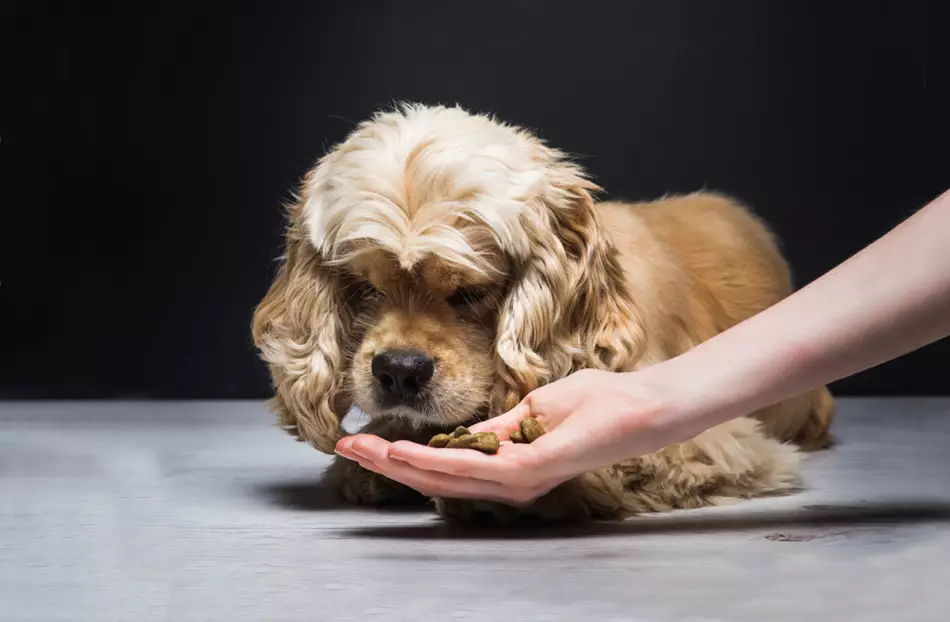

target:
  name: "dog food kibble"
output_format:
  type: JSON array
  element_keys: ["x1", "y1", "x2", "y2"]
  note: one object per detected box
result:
[
  {"x1": 446, "y1": 434, "x2": 478, "y2": 449},
  {"x1": 427, "y1": 433, "x2": 452, "y2": 448},
  {"x1": 427, "y1": 418, "x2": 543, "y2": 455},
  {"x1": 519, "y1": 416, "x2": 545, "y2": 443},
  {"x1": 427, "y1": 428, "x2": 500, "y2": 454},
  {"x1": 450, "y1": 426, "x2": 470, "y2": 438},
  {"x1": 509, "y1": 417, "x2": 546, "y2": 443},
  {"x1": 427, "y1": 426, "x2": 474, "y2": 449},
  {"x1": 470, "y1": 432, "x2": 501, "y2": 453}
]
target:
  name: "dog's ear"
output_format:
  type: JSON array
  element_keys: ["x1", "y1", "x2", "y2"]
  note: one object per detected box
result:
[
  {"x1": 491, "y1": 155, "x2": 646, "y2": 413},
  {"x1": 251, "y1": 206, "x2": 354, "y2": 454}
]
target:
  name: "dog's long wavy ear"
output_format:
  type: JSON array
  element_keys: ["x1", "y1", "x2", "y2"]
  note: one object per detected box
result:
[
  {"x1": 251, "y1": 206, "x2": 353, "y2": 455},
  {"x1": 491, "y1": 154, "x2": 646, "y2": 414}
]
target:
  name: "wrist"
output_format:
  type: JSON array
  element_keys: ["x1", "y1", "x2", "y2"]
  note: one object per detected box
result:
[
  {"x1": 646, "y1": 327, "x2": 817, "y2": 438},
  {"x1": 607, "y1": 369, "x2": 703, "y2": 449},
  {"x1": 623, "y1": 351, "x2": 752, "y2": 442}
]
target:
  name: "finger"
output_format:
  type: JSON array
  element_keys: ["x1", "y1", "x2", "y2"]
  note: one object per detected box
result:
[
  {"x1": 336, "y1": 446, "x2": 357, "y2": 461},
  {"x1": 335, "y1": 435, "x2": 357, "y2": 456},
  {"x1": 468, "y1": 401, "x2": 532, "y2": 435},
  {"x1": 387, "y1": 439, "x2": 535, "y2": 483},
  {"x1": 347, "y1": 434, "x2": 394, "y2": 462},
  {"x1": 359, "y1": 451, "x2": 519, "y2": 501}
]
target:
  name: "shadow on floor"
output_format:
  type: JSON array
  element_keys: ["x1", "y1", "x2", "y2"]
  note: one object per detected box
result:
[
  {"x1": 253, "y1": 479, "x2": 430, "y2": 514},
  {"x1": 334, "y1": 501, "x2": 950, "y2": 540}
]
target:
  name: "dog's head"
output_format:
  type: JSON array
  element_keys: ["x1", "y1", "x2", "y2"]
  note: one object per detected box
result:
[{"x1": 252, "y1": 104, "x2": 643, "y2": 453}]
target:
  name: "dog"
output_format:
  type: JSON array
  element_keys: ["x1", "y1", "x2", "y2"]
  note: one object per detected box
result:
[{"x1": 251, "y1": 103, "x2": 835, "y2": 524}]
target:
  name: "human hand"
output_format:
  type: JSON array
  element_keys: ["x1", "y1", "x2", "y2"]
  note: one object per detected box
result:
[{"x1": 334, "y1": 367, "x2": 698, "y2": 506}]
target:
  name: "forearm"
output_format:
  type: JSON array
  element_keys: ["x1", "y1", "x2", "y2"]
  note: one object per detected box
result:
[{"x1": 660, "y1": 189, "x2": 950, "y2": 433}]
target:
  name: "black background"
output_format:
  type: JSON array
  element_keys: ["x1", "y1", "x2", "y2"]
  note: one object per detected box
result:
[{"x1": 2, "y1": 1, "x2": 948, "y2": 399}]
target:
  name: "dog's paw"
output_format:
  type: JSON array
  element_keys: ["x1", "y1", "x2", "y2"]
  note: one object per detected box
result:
[
  {"x1": 323, "y1": 455, "x2": 425, "y2": 507},
  {"x1": 434, "y1": 490, "x2": 595, "y2": 526},
  {"x1": 434, "y1": 498, "x2": 524, "y2": 526},
  {"x1": 434, "y1": 471, "x2": 633, "y2": 526}
]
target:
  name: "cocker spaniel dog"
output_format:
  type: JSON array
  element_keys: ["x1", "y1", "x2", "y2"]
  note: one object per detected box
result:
[{"x1": 252, "y1": 103, "x2": 835, "y2": 524}]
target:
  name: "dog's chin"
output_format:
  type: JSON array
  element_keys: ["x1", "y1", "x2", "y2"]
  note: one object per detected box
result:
[
  {"x1": 379, "y1": 404, "x2": 429, "y2": 423},
  {"x1": 355, "y1": 397, "x2": 479, "y2": 430}
]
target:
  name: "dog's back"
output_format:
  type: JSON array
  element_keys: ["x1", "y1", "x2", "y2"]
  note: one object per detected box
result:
[{"x1": 596, "y1": 192, "x2": 835, "y2": 448}]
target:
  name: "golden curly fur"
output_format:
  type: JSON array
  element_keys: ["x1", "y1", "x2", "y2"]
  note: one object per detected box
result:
[{"x1": 252, "y1": 103, "x2": 835, "y2": 524}]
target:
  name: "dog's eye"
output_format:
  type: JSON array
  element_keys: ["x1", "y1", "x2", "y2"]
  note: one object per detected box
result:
[
  {"x1": 446, "y1": 286, "x2": 487, "y2": 307},
  {"x1": 359, "y1": 282, "x2": 381, "y2": 300}
]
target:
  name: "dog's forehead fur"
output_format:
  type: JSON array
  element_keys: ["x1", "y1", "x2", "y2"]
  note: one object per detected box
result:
[
  {"x1": 302, "y1": 104, "x2": 554, "y2": 275},
  {"x1": 349, "y1": 248, "x2": 503, "y2": 297}
]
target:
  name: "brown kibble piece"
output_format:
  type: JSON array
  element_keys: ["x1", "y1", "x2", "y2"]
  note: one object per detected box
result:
[
  {"x1": 446, "y1": 434, "x2": 477, "y2": 449},
  {"x1": 427, "y1": 426, "x2": 517, "y2": 454},
  {"x1": 427, "y1": 430, "x2": 500, "y2": 454},
  {"x1": 509, "y1": 430, "x2": 526, "y2": 444},
  {"x1": 470, "y1": 432, "x2": 500, "y2": 454},
  {"x1": 520, "y1": 417, "x2": 545, "y2": 443},
  {"x1": 427, "y1": 433, "x2": 451, "y2": 448}
]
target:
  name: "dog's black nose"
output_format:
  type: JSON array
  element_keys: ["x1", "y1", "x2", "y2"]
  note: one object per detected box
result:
[{"x1": 371, "y1": 349, "x2": 435, "y2": 398}]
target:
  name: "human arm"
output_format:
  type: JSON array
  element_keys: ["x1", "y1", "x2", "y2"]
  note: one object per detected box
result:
[
  {"x1": 661, "y1": 188, "x2": 950, "y2": 436},
  {"x1": 335, "y1": 189, "x2": 950, "y2": 504}
]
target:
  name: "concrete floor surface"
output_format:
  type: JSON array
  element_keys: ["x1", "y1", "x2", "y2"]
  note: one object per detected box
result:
[{"x1": 2, "y1": 398, "x2": 949, "y2": 621}]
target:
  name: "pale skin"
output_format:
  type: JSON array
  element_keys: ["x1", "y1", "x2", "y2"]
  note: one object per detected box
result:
[{"x1": 335, "y1": 189, "x2": 950, "y2": 506}]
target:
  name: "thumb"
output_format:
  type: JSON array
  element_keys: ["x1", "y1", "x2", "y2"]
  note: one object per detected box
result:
[{"x1": 468, "y1": 400, "x2": 532, "y2": 436}]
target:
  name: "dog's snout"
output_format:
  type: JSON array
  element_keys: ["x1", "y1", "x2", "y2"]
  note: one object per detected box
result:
[{"x1": 371, "y1": 349, "x2": 434, "y2": 398}]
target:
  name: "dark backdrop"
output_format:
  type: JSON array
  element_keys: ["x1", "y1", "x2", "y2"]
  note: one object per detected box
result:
[{"x1": 2, "y1": 1, "x2": 948, "y2": 399}]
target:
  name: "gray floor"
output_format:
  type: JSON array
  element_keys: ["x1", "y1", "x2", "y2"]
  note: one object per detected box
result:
[{"x1": 1, "y1": 399, "x2": 949, "y2": 622}]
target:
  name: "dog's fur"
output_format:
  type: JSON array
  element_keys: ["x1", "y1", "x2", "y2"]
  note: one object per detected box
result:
[{"x1": 252, "y1": 103, "x2": 835, "y2": 524}]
